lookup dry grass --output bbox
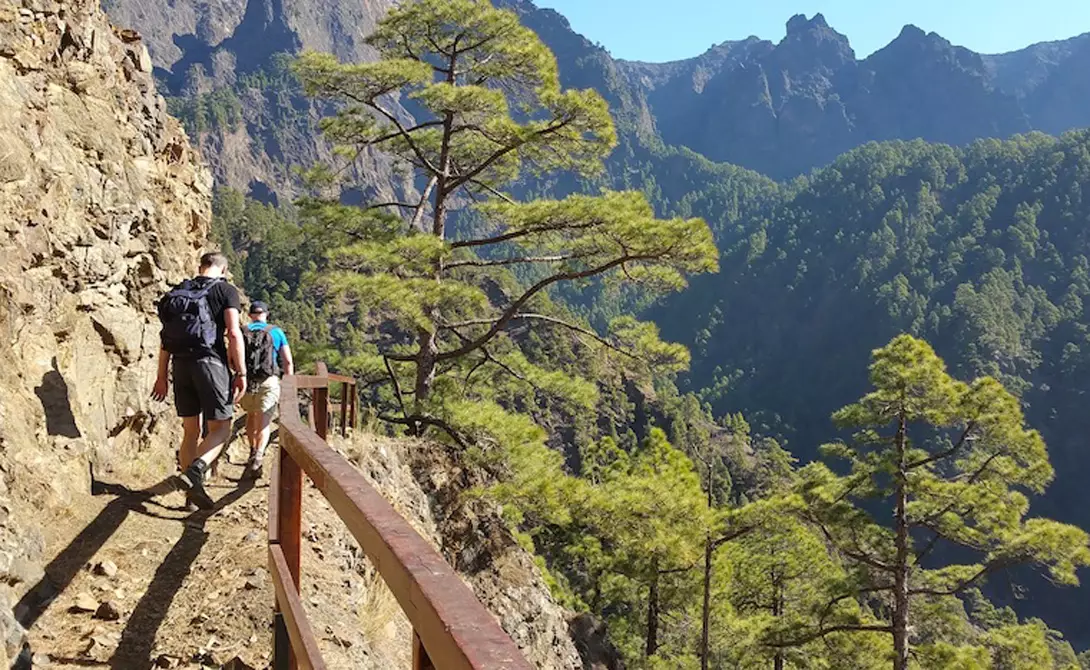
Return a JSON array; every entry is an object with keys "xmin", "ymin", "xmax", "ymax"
[{"xmin": 356, "ymin": 567, "xmax": 411, "ymax": 666}]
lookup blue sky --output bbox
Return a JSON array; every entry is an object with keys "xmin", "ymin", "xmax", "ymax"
[{"xmin": 534, "ymin": 0, "xmax": 1090, "ymax": 62}]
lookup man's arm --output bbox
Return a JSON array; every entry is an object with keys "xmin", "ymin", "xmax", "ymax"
[
  {"xmin": 151, "ymin": 347, "xmax": 171, "ymax": 401},
  {"xmin": 224, "ymin": 308, "xmax": 247, "ymax": 402},
  {"xmin": 279, "ymin": 342, "xmax": 295, "ymax": 377}
]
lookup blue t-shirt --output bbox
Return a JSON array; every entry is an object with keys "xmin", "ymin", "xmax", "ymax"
[{"xmin": 248, "ymin": 322, "xmax": 289, "ymax": 367}]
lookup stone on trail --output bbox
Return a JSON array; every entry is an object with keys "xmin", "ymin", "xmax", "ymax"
[
  {"xmin": 93, "ymin": 601, "xmax": 121, "ymax": 621},
  {"xmin": 93, "ymin": 559, "xmax": 118, "ymax": 578},
  {"xmin": 71, "ymin": 592, "xmax": 98, "ymax": 613}
]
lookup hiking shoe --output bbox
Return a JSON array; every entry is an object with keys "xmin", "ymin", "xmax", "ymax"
[
  {"xmin": 183, "ymin": 493, "xmax": 200, "ymax": 513},
  {"xmin": 243, "ymin": 449, "xmax": 266, "ymax": 480},
  {"xmin": 177, "ymin": 460, "xmax": 214, "ymax": 510}
]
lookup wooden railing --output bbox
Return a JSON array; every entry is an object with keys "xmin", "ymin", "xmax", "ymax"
[{"xmin": 269, "ymin": 363, "xmax": 533, "ymax": 670}]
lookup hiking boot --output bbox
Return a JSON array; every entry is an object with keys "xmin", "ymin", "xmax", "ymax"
[
  {"xmin": 177, "ymin": 460, "xmax": 215, "ymax": 510},
  {"xmin": 243, "ymin": 448, "xmax": 266, "ymax": 480},
  {"xmin": 183, "ymin": 493, "xmax": 200, "ymax": 513}
]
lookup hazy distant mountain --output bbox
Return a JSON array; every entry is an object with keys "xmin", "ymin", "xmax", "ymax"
[
  {"xmin": 615, "ymin": 14, "xmax": 1090, "ymax": 178},
  {"xmin": 106, "ymin": 0, "xmax": 1090, "ymax": 190}
]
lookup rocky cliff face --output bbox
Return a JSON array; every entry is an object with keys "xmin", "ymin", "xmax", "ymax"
[
  {"xmin": 107, "ymin": 0, "xmax": 1090, "ymax": 188},
  {"xmin": 0, "ymin": 0, "xmax": 212, "ymax": 662},
  {"xmin": 104, "ymin": 0, "xmax": 409, "ymax": 203}
]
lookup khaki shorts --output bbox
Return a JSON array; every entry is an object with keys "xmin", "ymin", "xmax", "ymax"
[{"xmin": 240, "ymin": 376, "xmax": 281, "ymax": 415}]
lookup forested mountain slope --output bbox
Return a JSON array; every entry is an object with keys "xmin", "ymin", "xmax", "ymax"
[
  {"xmin": 106, "ymin": 0, "xmax": 1090, "ymax": 195},
  {"xmin": 654, "ymin": 131, "xmax": 1090, "ymax": 641}
]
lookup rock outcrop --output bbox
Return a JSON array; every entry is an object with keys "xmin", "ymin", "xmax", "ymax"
[
  {"xmin": 0, "ymin": 0, "xmax": 211, "ymax": 662},
  {"xmin": 107, "ymin": 0, "xmax": 1090, "ymax": 187},
  {"xmin": 346, "ymin": 435, "xmax": 589, "ymax": 669},
  {"xmin": 105, "ymin": 0, "xmax": 409, "ymax": 203}
]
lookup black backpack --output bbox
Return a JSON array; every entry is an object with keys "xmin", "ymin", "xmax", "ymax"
[
  {"xmin": 245, "ymin": 325, "xmax": 280, "ymax": 385},
  {"xmin": 158, "ymin": 278, "xmax": 223, "ymax": 357}
]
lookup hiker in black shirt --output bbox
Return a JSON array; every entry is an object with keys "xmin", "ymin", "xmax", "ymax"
[{"xmin": 152, "ymin": 252, "xmax": 247, "ymax": 510}]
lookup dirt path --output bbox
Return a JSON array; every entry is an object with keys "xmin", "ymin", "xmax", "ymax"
[{"xmin": 16, "ymin": 443, "xmax": 405, "ymax": 670}]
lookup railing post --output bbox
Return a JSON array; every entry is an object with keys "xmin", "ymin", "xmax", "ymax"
[
  {"xmin": 339, "ymin": 382, "xmax": 349, "ymax": 437},
  {"xmin": 277, "ymin": 439, "xmax": 303, "ymax": 670},
  {"xmin": 413, "ymin": 632, "xmax": 436, "ymax": 670},
  {"xmin": 348, "ymin": 382, "xmax": 358, "ymax": 434},
  {"xmin": 315, "ymin": 386, "xmax": 329, "ymax": 441}
]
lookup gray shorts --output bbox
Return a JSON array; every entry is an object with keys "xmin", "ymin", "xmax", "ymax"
[{"xmin": 173, "ymin": 355, "xmax": 233, "ymax": 421}]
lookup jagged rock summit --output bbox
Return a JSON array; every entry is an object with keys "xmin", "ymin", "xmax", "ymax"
[{"xmin": 0, "ymin": 0, "xmax": 211, "ymax": 662}]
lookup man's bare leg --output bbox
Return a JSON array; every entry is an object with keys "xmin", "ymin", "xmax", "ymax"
[
  {"xmin": 178, "ymin": 418, "xmax": 232, "ymax": 509},
  {"xmin": 258, "ymin": 409, "xmax": 274, "ymax": 454},
  {"xmin": 195, "ymin": 418, "xmax": 232, "ymax": 468},
  {"xmin": 246, "ymin": 411, "xmax": 261, "ymax": 452},
  {"xmin": 244, "ymin": 409, "xmax": 275, "ymax": 478},
  {"xmin": 180, "ymin": 416, "xmax": 201, "ymax": 471}
]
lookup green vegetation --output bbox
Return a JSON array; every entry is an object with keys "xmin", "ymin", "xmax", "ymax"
[
  {"xmin": 797, "ymin": 335, "xmax": 1089, "ymax": 669},
  {"xmin": 290, "ymin": 0, "xmax": 717, "ymax": 444},
  {"xmin": 205, "ymin": 2, "xmax": 1090, "ymax": 667},
  {"xmin": 166, "ymin": 88, "xmax": 243, "ymax": 135}
]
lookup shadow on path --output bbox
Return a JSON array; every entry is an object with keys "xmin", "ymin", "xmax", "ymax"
[
  {"xmin": 12, "ymin": 465, "xmax": 256, "ymax": 669},
  {"xmin": 110, "ymin": 479, "xmax": 254, "ymax": 668},
  {"xmin": 13, "ymin": 469, "xmax": 177, "ymax": 632}
]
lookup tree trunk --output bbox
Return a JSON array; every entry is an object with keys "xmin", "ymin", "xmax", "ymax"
[
  {"xmin": 701, "ymin": 467, "xmax": 714, "ymax": 670},
  {"xmin": 646, "ymin": 564, "xmax": 660, "ymax": 658},
  {"xmin": 413, "ymin": 328, "xmax": 439, "ymax": 413},
  {"xmin": 892, "ymin": 412, "xmax": 910, "ymax": 670},
  {"xmin": 701, "ymin": 533, "xmax": 712, "ymax": 670},
  {"xmin": 772, "ymin": 570, "xmax": 784, "ymax": 670}
]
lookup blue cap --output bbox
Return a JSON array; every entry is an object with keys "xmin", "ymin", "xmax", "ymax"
[{"xmin": 249, "ymin": 300, "xmax": 269, "ymax": 314}]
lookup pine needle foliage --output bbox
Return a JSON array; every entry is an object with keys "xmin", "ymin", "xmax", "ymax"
[
  {"xmin": 797, "ymin": 334, "xmax": 1090, "ymax": 669},
  {"xmin": 293, "ymin": 0, "xmax": 717, "ymax": 444}
]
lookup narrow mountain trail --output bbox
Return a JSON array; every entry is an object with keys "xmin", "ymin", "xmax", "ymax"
[{"xmin": 16, "ymin": 439, "xmax": 411, "ymax": 670}]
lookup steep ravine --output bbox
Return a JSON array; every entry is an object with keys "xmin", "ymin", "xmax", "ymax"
[
  {"xmin": 105, "ymin": 0, "xmax": 411, "ymax": 203},
  {"xmin": 0, "ymin": 1, "xmax": 597, "ymax": 668}
]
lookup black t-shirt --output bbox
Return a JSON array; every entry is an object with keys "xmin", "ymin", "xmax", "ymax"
[{"xmin": 192, "ymin": 276, "xmax": 241, "ymax": 361}]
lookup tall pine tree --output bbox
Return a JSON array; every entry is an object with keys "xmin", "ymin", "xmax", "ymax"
[
  {"xmin": 797, "ymin": 335, "xmax": 1090, "ymax": 669},
  {"xmin": 294, "ymin": 0, "xmax": 716, "ymax": 439}
]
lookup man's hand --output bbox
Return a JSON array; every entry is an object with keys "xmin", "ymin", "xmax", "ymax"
[
  {"xmin": 233, "ymin": 374, "xmax": 247, "ymax": 405},
  {"xmin": 152, "ymin": 347, "xmax": 171, "ymax": 402},
  {"xmin": 151, "ymin": 374, "xmax": 169, "ymax": 402}
]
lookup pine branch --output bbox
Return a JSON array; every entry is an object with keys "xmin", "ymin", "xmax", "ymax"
[
  {"xmin": 449, "ymin": 219, "xmax": 602, "ymax": 250},
  {"xmin": 383, "ymin": 356, "xmax": 409, "ymax": 422},
  {"xmin": 906, "ymin": 422, "xmax": 976, "ymax": 470},
  {"xmin": 464, "ymin": 177, "xmax": 516, "ymax": 204},
  {"xmin": 436, "ymin": 254, "xmax": 657, "ymax": 361},
  {"xmin": 410, "ymin": 176, "xmax": 438, "ymax": 231},
  {"xmin": 912, "ymin": 450, "xmax": 1003, "ymax": 563},
  {"xmin": 366, "ymin": 100, "xmax": 443, "ymax": 175},
  {"xmin": 765, "ymin": 624, "xmax": 893, "ymax": 648},
  {"xmin": 445, "ymin": 254, "xmax": 579, "ymax": 269},
  {"xmin": 907, "ymin": 561, "xmax": 1007, "ymax": 597},
  {"xmin": 379, "ymin": 413, "xmax": 470, "ymax": 449},
  {"xmin": 449, "ymin": 115, "xmax": 578, "ymax": 190},
  {"xmin": 811, "ymin": 518, "xmax": 894, "ymax": 573}
]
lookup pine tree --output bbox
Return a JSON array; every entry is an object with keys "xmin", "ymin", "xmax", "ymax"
[
  {"xmin": 797, "ymin": 334, "xmax": 1090, "ymax": 669},
  {"xmin": 293, "ymin": 0, "xmax": 717, "ymax": 439}
]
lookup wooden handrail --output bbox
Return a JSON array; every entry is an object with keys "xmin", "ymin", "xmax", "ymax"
[{"xmin": 269, "ymin": 363, "xmax": 532, "ymax": 670}]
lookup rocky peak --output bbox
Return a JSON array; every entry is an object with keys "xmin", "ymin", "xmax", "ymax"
[
  {"xmin": 779, "ymin": 12, "xmax": 855, "ymax": 68},
  {"xmin": 786, "ymin": 12, "xmax": 828, "ymax": 35},
  {"xmin": 0, "ymin": 0, "xmax": 210, "ymax": 663}
]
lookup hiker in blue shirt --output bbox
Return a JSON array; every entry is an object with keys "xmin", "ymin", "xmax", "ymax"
[{"xmin": 239, "ymin": 301, "xmax": 294, "ymax": 479}]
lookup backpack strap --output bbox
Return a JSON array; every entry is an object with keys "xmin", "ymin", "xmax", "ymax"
[{"xmin": 190, "ymin": 276, "xmax": 224, "ymax": 299}]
